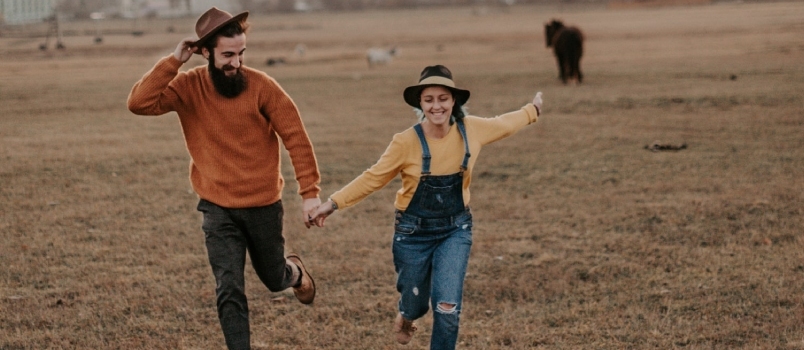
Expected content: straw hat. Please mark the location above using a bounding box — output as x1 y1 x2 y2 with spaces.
403 65 471 108
192 7 248 54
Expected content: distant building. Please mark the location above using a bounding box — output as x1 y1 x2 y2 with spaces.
0 0 58 25
0 0 243 24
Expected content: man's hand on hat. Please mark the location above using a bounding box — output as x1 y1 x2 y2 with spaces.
532 92 543 116
173 37 198 63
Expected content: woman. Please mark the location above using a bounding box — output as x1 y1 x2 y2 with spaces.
310 64 543 349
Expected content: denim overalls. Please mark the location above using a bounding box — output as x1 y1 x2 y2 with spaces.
393 119 473 350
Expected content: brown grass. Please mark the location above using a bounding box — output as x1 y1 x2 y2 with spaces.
607 0 713 10
2 2 803 349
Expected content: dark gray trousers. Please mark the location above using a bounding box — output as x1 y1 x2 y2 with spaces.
197 199 299 350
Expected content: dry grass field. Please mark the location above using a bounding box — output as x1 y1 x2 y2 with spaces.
2 1 803 349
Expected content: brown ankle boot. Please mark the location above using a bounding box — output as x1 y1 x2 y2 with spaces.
287 254 315 305
394 313 417 345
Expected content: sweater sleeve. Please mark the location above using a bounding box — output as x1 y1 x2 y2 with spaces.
260 76 321 199
127 55 184 116
329 133 408 209
470 103 539 146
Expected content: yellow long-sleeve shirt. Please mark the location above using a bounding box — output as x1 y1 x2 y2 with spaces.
330 104 538 211
127 55 320 208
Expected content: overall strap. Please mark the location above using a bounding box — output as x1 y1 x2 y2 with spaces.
456 119 471 172
413 124 432 175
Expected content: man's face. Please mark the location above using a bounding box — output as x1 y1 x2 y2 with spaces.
204 34 246 76
204 34 247 98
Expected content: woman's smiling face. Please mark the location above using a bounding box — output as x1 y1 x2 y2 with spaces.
420 86 455 127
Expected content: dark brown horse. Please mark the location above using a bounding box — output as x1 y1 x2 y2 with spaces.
544 19 584 84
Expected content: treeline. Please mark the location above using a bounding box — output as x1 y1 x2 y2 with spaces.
52 0 608 18
49 0 784 18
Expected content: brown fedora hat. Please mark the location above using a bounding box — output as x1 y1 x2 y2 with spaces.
192 7 249 54
403 65 470 109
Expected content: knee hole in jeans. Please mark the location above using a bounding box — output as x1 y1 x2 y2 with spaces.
436 302 458 314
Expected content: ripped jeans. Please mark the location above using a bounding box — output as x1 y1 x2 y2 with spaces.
392 209 473 350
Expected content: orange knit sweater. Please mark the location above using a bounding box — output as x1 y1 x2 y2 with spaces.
127 55 320 208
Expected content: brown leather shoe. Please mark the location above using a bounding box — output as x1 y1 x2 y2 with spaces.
287 254 315 305
394 313 417 345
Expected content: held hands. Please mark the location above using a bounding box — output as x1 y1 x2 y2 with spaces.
306 200 336 228
173 37 198 63
302 197 322 229
532 92 543 116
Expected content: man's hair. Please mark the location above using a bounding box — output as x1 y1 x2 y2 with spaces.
203 21 249 54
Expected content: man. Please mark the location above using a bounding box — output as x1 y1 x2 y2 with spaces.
127 7 319 350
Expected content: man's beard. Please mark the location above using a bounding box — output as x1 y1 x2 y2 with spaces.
208 56 247 98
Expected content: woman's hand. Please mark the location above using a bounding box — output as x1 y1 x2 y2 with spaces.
309 200 337 227
533 92 543 116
